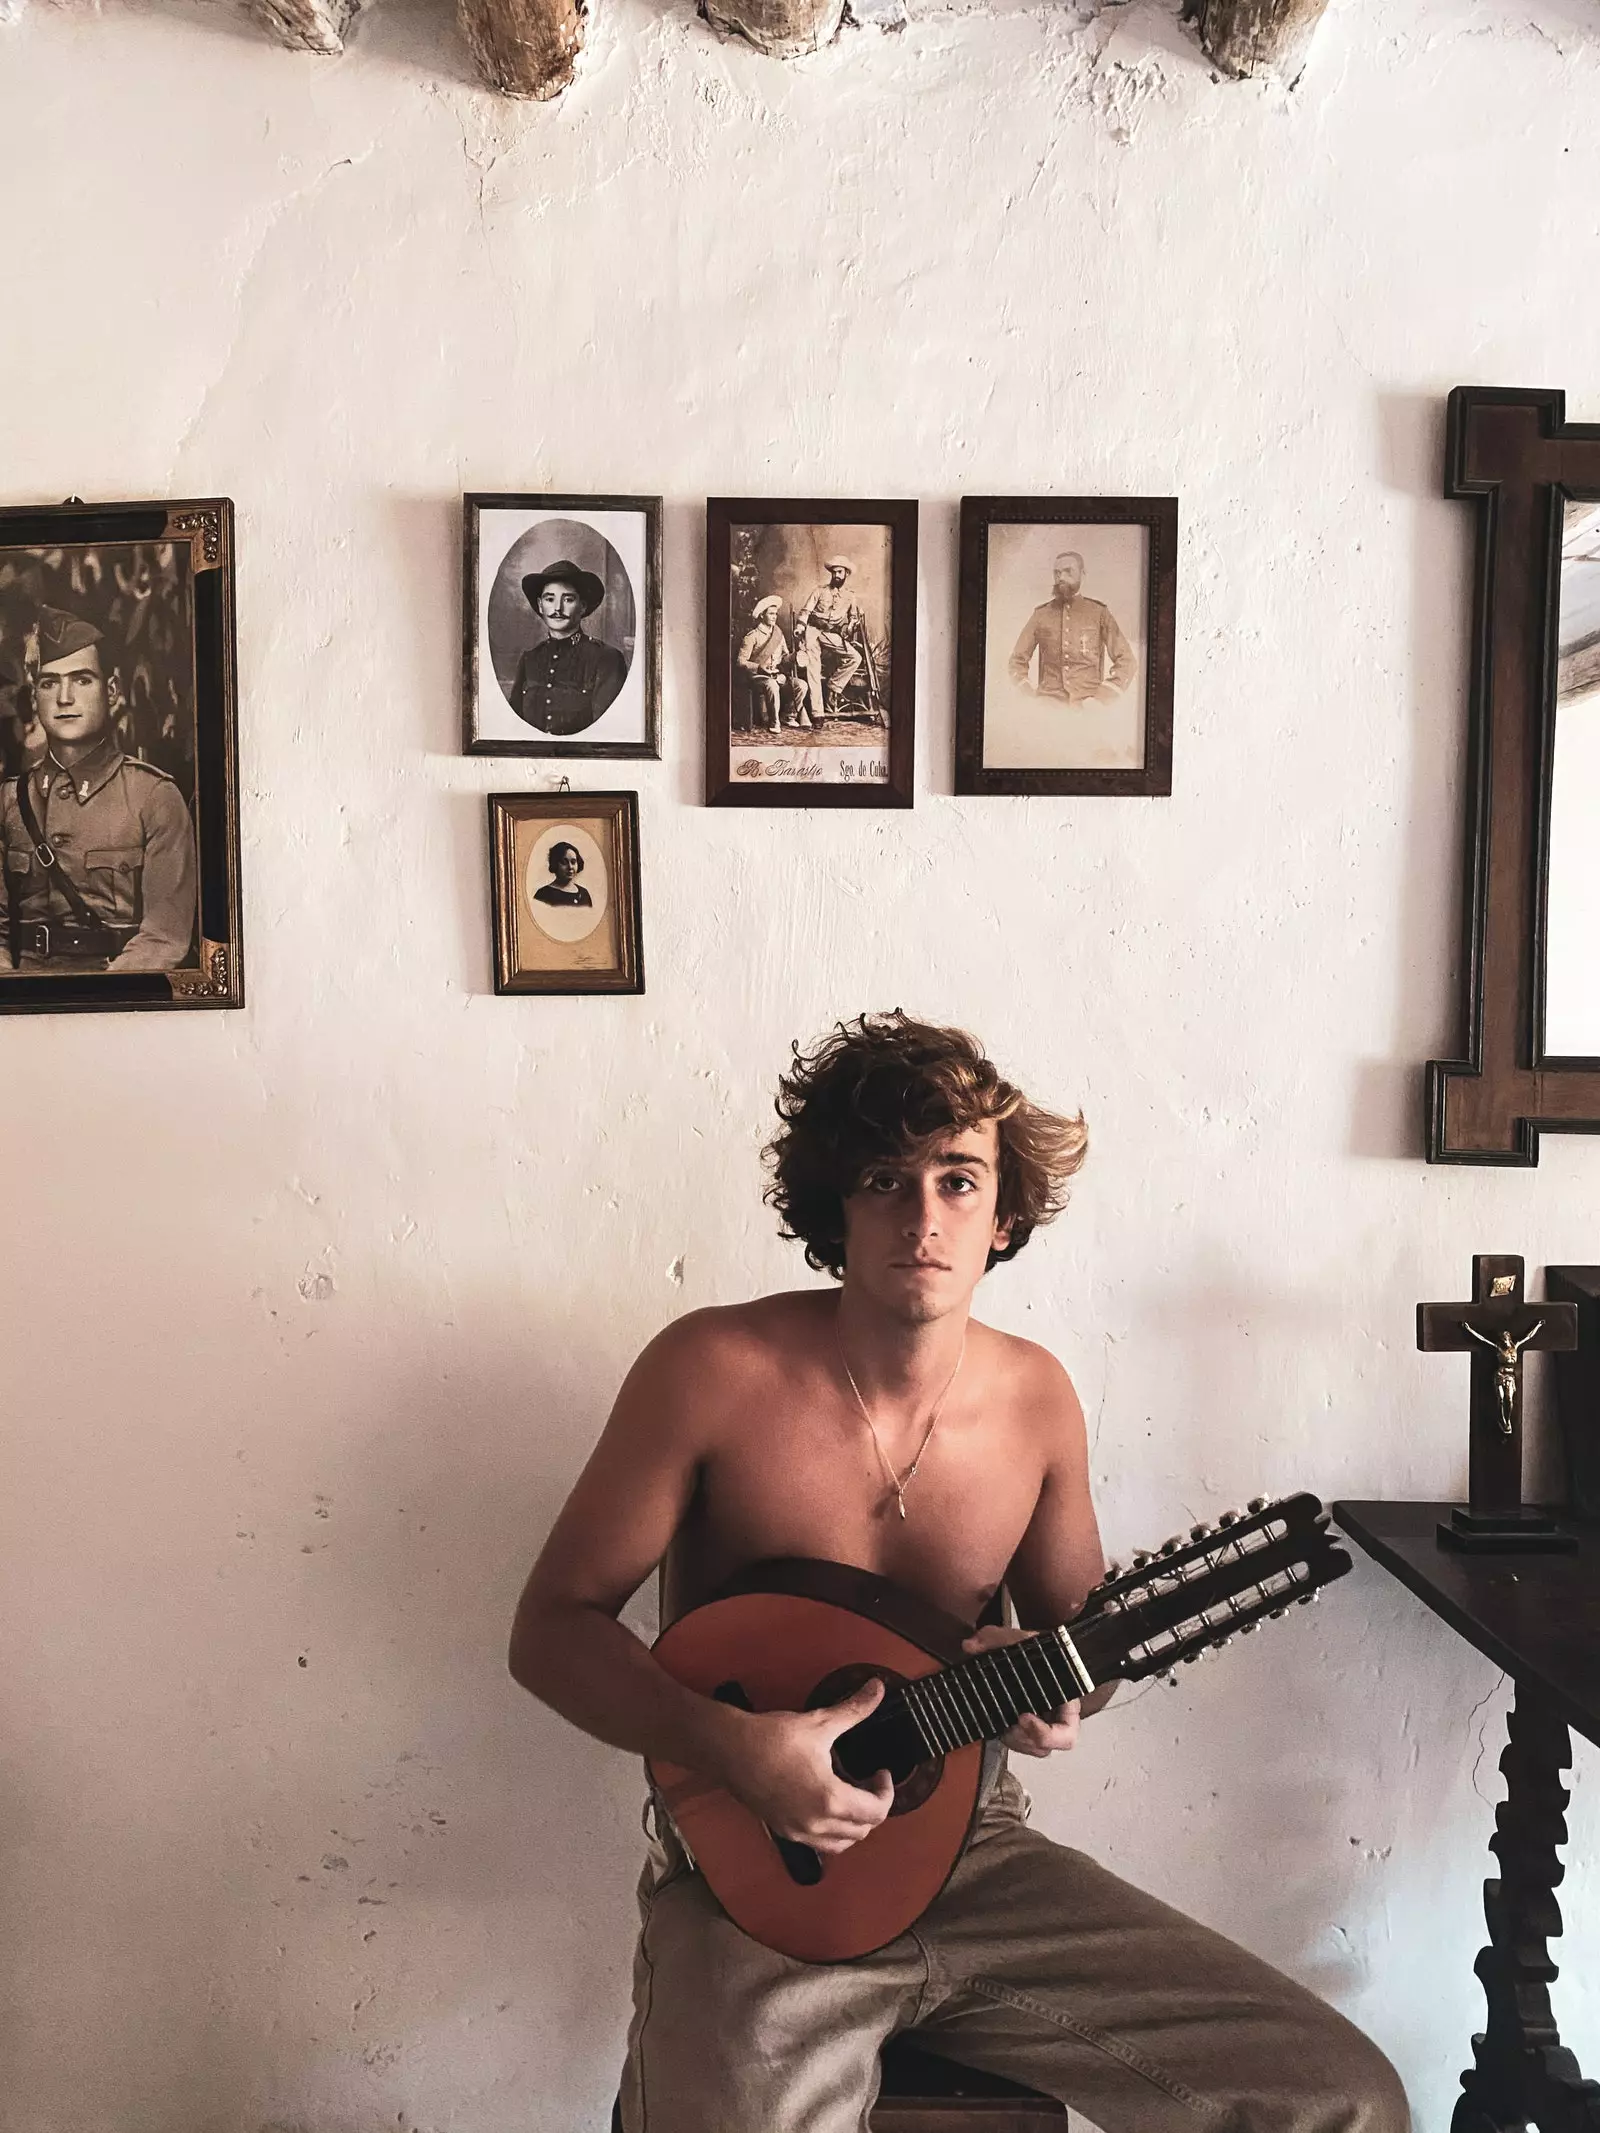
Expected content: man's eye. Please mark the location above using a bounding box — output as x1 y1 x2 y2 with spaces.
863 1174 899 1194
943 1174 977 1193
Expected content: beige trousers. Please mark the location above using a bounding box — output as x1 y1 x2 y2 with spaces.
620 1772 1407 2133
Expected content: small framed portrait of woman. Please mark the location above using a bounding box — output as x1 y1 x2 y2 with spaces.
488 790 644 996
464 494 661 759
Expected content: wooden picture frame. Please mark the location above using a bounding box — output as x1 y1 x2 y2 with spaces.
488 790 644 995
1428 387 1600 1162
0 496 243 1014
954 497 1176 797
705 498 917 808
463 493 662 761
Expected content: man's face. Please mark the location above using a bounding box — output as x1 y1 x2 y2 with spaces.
36 642 114 750
828 566 850 589
1052 554 1083 599
539 584 583 636
840 1120 1011 1327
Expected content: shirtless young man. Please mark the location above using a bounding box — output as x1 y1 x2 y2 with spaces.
510 1015 1407 2133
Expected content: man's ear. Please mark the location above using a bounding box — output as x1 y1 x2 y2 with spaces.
991 1214 1014 1254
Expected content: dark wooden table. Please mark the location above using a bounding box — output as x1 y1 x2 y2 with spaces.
1334 1501 1600 2133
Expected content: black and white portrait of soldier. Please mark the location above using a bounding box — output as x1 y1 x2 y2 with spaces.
532 839 594 909
1008 551 1137 705
982 523 1151 775
1 604 198 972
472 502 657 758
509 562 628 738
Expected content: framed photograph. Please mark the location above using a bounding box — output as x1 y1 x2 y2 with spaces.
0 497 242 1014
706 498 917 807
464 493 661 759
488 790 644 996
954 497 1177 797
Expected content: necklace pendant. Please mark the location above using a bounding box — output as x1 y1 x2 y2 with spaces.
895 1494 907 1519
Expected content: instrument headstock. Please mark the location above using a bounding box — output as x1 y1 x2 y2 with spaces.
1068 1492 1350 1686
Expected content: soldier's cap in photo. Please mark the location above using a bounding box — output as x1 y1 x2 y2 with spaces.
823 556 854 575
751 595 783 621
36 605 104 667
522 562 605 617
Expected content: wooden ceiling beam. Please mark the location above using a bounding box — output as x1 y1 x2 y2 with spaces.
700 0 843 58
253 0 364 54
458 0 587 97
1184 0 1336 82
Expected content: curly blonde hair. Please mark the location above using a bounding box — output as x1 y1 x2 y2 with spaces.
763 1012 1087 1281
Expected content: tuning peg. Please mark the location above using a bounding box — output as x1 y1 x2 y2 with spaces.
1216 1509 1238 1527
1214 1635 1233 1649
1131 1550 1152 1569
1181 1651 1200 1664
1189 1522 1212 1541
1296 1593 1315 1608
1248 1496 1268 1514
1162 1671 1179 1686
1267 1608 1285 1621
1159 1536 1182 1556
1103 1560 1122 1581
1238 1621 1258 1635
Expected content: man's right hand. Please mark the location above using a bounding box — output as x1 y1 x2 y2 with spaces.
719 1678 895 1855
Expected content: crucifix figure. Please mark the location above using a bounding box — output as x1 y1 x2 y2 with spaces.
1417 1254 1580 1553
1461 1318 1545 1437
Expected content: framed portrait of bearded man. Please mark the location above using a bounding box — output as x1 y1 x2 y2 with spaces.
0 497 242 1013
705 498 917 807
954 496 1177 797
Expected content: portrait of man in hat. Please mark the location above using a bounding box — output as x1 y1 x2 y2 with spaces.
1 604 198 973
796 555 882 726
735 595 810 735
509 561 629 739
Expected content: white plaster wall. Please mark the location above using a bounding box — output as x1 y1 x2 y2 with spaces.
2 1 1599 2126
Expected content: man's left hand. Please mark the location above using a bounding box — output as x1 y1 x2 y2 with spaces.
960 1625 1080 1758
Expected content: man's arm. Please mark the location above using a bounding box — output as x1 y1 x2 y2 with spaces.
963 1347 1115 1753
509 1310 894 1852
1101 607 1137 695
115 782 196 972
1007 613 1040 688
590 641 627 717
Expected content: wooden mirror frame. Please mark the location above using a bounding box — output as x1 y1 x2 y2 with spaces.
1428 386 1600 1163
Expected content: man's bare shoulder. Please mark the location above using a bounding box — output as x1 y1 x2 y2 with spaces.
968 1319 1084 1424
632 1290 831 1391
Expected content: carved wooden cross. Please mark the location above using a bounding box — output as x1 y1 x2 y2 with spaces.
1417 1255 1579 1551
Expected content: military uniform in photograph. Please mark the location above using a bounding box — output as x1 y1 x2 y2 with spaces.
1 610 198 972
1009 592 1137 703
510 560 629 737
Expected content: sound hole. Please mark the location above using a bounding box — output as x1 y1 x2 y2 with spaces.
807 1663 946 1818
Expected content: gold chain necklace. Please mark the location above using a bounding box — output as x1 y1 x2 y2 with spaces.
836 1326 966 1521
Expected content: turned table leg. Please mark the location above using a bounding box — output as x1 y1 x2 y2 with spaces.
1452 1682 1600 2133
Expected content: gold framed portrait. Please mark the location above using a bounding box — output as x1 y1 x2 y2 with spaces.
488 790 643 996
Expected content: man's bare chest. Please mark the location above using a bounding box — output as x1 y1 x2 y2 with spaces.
672 1406 1045 1626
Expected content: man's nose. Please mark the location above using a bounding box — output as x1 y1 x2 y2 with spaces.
901 1182 940 1235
